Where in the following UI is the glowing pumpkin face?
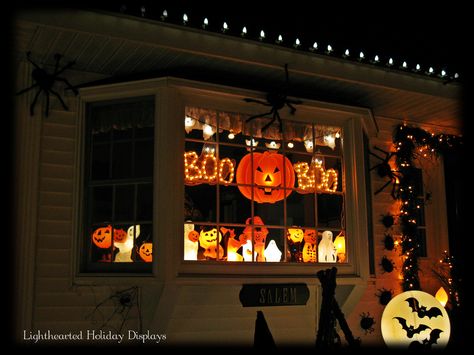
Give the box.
[304,229,317,244]
[188,230,200,243]
[113,228,127,243]
[236,151,295,203]
[199,228,222,250]
[287,228,304,243]
[138,243,153,262]
[92,225,112,249]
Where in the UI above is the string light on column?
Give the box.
[392,123,463,291]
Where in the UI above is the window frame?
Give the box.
[81,96,155,273]
[73,78,375,284]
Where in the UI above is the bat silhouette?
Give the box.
[409,328,443,349]
[405,297,443,319]
[393,317,431,338]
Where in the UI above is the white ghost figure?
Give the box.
[318,230,337,262]
[264,240,282,262]
[242,239,256,262]
[323,134,336,150]
[115,225,140,262]
[184,223,198,260]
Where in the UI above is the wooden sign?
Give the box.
[239,283,309,307]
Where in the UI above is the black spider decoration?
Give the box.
[86,286,141,332]
[369,146,403,199]
[381,213,395,228]
[375,288,394,306]
[380,256,395,273]
[16,51,78,117]
[244,64,302,133]
[383,233,395,251]
[359,312,376,334]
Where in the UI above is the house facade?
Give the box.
[13,8,463,348]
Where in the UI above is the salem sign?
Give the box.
[239,283,309,307]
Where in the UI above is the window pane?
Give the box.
[91,186,113,222]
[219,185,251,224]
[286,192,315,227]
[114,185,134,221]
[185,185,217,223]
[112,141,133,179]
[254,199,284,226]
[85,96,154,271]
[134,140,154,178]
[137,183,153,221]
[91,143,110,180]
[317,194,343,228]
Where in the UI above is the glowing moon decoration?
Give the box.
[381,290,450,350]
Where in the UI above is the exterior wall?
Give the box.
[14,60,452,347]
[343,116,452,346]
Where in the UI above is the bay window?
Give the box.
[183,107,347,264]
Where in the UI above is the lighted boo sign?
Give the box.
[184,150,339,202]
[381,290,450,350]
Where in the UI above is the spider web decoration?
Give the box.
[244,64,302,133]
[16,51,78,117]
[86,286,142,333]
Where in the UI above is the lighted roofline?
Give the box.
[17,8,461,100]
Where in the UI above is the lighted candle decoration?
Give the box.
[334,232,346,263]
[264,240,282,262]
[435,287,448,307]
[304,139,313,153]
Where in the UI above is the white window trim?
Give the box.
[73,77,376,287]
